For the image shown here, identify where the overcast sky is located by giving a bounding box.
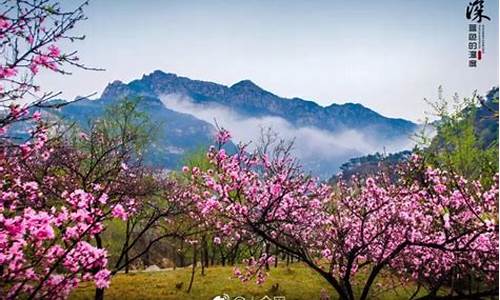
[37,0,499,122]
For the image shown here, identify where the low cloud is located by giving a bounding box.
[160,94,415,175]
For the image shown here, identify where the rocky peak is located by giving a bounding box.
[230,80,264,93]
[142,70,178,82]
[100,80,131,99]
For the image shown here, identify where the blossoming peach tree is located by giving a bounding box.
[186,129,499,300]
[0,120,133,299]
[0,1,130,299]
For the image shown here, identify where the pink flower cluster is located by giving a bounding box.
[215,128,232,144]
[29,45,61,74]
[233,254,276,285]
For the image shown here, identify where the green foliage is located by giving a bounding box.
[172,147,213,182]
[97,97,156,155]
[181,147,213,171]
[70,97,155,155]
[416,88,498,186]
[101,219,127,265]
[65,97,158,180]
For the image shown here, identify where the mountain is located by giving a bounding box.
[102,70,416,141]
[49,70,418,177]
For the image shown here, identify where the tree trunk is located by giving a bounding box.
[219,247,226,266]
[229,243,240,266]
[187,244,197,293]
[179,240,185,267]
[265,243,270,271]
[201,237,205,276]
[274,246,279,268]
[124,220,130,274]
[210,249,215,266]
[94,234,105,300]
[202,235,209,269]
[94,288,104,300]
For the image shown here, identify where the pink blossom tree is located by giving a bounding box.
[30,96,208,299]
[186,130,499,300]
[0,116,122,299]
[0,1,128,299]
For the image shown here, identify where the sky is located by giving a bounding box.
[38,0,499,122]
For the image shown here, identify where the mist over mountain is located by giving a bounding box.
[53,70,418,178]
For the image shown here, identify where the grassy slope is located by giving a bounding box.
[70,265,423,300]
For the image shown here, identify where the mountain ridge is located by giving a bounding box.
[101,70,416,139]
[51,70,418,177]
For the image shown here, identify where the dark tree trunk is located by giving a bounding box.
[265,243,270,271]
[187,244,197,293]
[201,237,206,276]
[94,234,105,300]
[179,240,185,267]
[229,242,240,266]
[219,246,226,266]
[124,219,130,274]
[274,246,279,268]
[202,235,209,268]
[210,249,215,266]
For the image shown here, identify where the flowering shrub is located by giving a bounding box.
[186,130,499,300]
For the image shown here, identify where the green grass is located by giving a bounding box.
[70,264,422,300]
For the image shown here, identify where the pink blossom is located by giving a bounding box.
[111,204,128,220]
[120,162,129,171]
[215,129,231,144]
[94,269,111,289]
[32,111,42,121]
[0,17,11,29]
[0,66,17,78]
[48,45,61,57]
